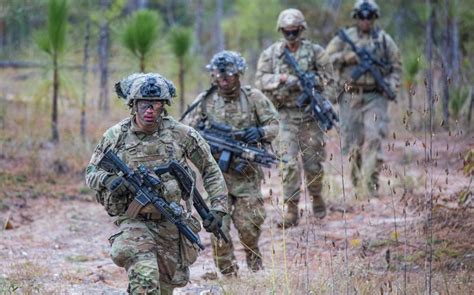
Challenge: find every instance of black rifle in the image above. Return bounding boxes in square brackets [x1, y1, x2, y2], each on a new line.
[337, 29, 396, 100]
[197, 120, 280, 173]
[98, 150, 205, 250]
[153, 160, 229, 243]
[283, 47, 339, 131]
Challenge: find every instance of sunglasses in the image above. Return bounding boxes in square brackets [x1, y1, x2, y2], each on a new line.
[136, 100, 162, 112]
[357, 11, 376, 20]
[282, 28, 301, 37]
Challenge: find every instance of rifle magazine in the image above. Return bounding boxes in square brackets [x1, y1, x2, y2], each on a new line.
[125, 199, 143, 218]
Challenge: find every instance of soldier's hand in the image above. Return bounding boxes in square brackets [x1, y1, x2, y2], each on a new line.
[203, 210, 225, 233]
[344, 51, 359, 65]
[285, 74, 300, 87]
[103, 175, 135, 198]
[242, 127, 264, 143]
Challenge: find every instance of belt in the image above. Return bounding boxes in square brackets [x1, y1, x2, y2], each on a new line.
[347, 86, 378, 94]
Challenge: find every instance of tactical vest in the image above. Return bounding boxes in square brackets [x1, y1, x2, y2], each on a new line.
[100, 117, 190, 216]
[339, 27, 391, 88]
[269, 40, 318, 108]
[198, 86, 264, 177]
[199, 86, 261, 129]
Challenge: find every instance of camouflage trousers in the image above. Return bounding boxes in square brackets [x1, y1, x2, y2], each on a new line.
[211, 171, 266, 274]
[109, 217, 198, 294]
[278, 107, 326, 203]
[340, 90, 389, 196]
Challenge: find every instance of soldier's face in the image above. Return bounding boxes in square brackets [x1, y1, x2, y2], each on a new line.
[135, 99, 163, 128]
[357, 11, 375, 33]
[215, 73, 239, 92]
[281, 25, 302, 43]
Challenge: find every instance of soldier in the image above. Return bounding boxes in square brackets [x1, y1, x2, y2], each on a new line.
[182, 51, 279, 275]
[326, 0, 401, 198]
[255, 9, 335, 227]
[85, 73, 228, 294]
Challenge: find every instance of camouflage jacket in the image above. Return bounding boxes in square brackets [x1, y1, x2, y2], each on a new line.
[85, 115, 228, 216]
[255, 38, 335, 108]
[326, 26, 402, 94]
[184, 86, 279, 141]
[183, 86, 279, 174]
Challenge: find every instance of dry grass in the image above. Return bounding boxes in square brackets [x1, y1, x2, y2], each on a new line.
[1, 68, 473, 294]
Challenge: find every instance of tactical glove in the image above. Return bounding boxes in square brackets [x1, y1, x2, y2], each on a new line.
[103, 175, 135, 199]
[242, 127, 264, 143]
[344, 51, 359, 65]
[202, 210, 225, 233]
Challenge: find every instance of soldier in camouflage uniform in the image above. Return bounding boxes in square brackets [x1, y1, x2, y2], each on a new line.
[255, 9, 335, 227]
[85, 73, 228, 294]
[326, 0, 401, 197]
[183, 51, 279, 275]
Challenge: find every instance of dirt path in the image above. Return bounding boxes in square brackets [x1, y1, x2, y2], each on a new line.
[0, 192, 417, 294]
[0, 134, 472, 294]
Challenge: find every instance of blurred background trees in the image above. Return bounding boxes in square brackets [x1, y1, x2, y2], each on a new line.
[0, 0, 473, 140]
[121, 9, 161, 72]
[35, 0, 68, 143]
[169, 26, 193, 114]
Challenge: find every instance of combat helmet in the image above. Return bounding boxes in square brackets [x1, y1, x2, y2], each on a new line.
[115, 73, 176, 107]
[351, 0, 380, 19]
[206, 50, 247, 77]
[276, 8, 307, 31]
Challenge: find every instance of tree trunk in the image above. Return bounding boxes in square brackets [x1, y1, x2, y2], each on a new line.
[166, 0, 175, 26]
[425, 0, 435, 123]
[179, 58, 185, 115]
[98, 0, 110, 112]
[52, 54, 59, 143]
[322, 0, 342, 43]
[81, 19, 90, 139]
[214, 0, 225, 52]
[137, 0, 148, 9]
[440, 61, 450, 130]
[193, 0, 203, 55]
[140, 55, 145, 72]
[451, 0, 461, 86]
[441, 0, 451, 130]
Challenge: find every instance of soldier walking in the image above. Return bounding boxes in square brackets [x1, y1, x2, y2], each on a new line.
[255, 9, 335, 227]
[86, 73, 228, 294]
[326, 0, 402, 198]
[183, 51, 279, 275]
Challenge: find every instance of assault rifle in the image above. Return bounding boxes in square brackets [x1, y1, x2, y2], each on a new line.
[98, 151, 206, 250]
[197, 120, 280, 173]
[283, 47, 339, 131]
[153, 160, 229, 243]
[337, 29, 396, 100]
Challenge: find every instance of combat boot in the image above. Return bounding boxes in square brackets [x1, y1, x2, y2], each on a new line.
[366, 159, 383, 198]
[312, 195, 327, 219]
[220, 263, 239, 277]
[277, 200, 299, 228]
[246, 249, 264, 272]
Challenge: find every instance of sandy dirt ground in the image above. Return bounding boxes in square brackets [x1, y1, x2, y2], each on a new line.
[0, 134, 472, 294]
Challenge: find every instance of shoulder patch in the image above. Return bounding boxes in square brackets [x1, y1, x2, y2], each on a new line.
[103, 120, 126, 142]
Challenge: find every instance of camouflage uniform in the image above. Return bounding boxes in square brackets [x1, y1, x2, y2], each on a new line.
[86, 73, 228, 294]
[184, 51, 279, 274]
[326, 0, 401, 196]
[255, 9, 334, 225]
